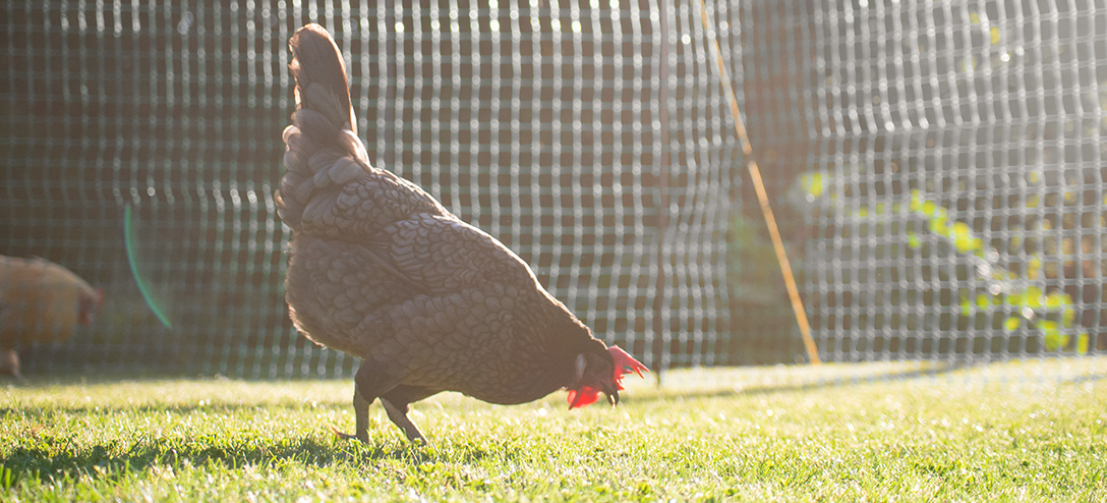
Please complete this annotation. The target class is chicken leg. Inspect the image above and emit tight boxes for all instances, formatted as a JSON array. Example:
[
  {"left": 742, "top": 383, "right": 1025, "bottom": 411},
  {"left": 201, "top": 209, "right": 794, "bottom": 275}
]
[
  {"left": 380, "top": 385, "right": 441, "bottom": 443},
  {"left": 332, "top": 359, "right": 442, "bottom": 443},
  {"left": 332, "top": 359, "right": 400, "bottom": 443}
]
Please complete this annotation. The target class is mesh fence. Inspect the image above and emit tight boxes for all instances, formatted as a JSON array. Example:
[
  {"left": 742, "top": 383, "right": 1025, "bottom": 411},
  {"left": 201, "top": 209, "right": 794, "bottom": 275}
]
[
  {"left": 790, "top": 0, "right": 1107, "bottom": 366},
  {"left": 0, "top": 0, "right": 1104, "bottom": 380},
  {"left": 1, "top": 0, "right": 736, "bottom": 378}
]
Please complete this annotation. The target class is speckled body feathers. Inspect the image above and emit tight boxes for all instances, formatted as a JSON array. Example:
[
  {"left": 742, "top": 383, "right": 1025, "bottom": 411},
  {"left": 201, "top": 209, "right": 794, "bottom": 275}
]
[{"left": 276, "top": 25, "right": 605, "bottom": 409}]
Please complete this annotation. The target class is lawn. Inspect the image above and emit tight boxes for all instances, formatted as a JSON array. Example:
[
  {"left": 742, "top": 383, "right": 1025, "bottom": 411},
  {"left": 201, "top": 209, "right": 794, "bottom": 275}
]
[{"left": 1, "top": 358, "right": 1105, "bottom": 502}]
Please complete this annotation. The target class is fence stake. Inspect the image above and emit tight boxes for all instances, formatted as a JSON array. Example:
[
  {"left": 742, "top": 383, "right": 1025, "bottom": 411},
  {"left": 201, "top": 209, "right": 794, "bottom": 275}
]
[{"left": 696, "top": 0, "right": 821, "bottom": 365}]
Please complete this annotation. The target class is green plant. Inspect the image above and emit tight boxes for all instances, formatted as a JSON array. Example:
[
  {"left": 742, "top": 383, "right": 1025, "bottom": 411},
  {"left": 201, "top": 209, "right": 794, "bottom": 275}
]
[{"left": 796, "top": 171, "right": 1090, "bottom": 354}]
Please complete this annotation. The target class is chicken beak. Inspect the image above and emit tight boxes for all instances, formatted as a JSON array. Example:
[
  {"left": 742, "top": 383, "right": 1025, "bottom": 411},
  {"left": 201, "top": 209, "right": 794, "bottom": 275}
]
[{"left": 604, "top": 386, "right": 619, "bottom": 406}]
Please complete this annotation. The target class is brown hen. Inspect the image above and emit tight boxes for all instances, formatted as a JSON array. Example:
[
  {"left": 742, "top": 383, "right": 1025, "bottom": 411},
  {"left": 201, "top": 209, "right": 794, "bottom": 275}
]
[
  {"left": 0, "top": 255, "right": 104, "bottom": 380},
  {"left": 275, "top": 24, "right": 647, "bottom": 443}
]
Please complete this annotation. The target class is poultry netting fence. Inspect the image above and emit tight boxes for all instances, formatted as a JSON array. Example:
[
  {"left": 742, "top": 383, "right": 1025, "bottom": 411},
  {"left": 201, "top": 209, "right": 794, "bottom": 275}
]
[{"left": 1, "top": 0, "right": 1105, "bottom": 383}]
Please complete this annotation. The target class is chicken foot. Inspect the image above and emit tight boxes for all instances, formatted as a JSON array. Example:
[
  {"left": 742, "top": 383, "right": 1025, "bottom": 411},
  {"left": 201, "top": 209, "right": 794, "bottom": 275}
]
[
  {"left": 330, "top": 390, "right": 373, "bottom": 443},
  {"left": 380, "top": 398, "right": 427, "bottom": 443},
  {"left": 330, "top": 360, "right": 393, "bottom": 443},
  {"left": 380, "top": 385, "right": 440, "bottom": 443}
]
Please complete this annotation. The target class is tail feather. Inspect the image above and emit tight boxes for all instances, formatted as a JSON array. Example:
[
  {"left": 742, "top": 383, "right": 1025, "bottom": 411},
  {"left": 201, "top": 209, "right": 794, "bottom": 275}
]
[
  {"left": 291, "top": 109, "right": 341, "bottom": 146},
  {"left": 288, "top": 24, "right": 355, "bottom": 134},
  {"left": 278, "top": 24, "right": 369, "bottom": 232}
]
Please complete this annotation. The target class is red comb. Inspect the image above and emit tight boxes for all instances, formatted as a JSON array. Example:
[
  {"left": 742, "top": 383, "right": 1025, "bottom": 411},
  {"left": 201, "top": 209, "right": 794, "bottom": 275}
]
[{"left": 608, "top": 345, "right": 649, "bottom": 387}]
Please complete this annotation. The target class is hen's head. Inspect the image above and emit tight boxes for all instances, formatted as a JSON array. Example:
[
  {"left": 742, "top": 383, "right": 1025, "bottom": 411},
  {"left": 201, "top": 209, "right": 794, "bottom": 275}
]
[{"left": 567, "top": 344, "right": 649, "bottom": 409}]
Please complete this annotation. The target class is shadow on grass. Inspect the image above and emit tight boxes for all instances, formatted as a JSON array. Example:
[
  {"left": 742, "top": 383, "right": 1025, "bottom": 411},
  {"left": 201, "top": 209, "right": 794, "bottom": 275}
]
[
  {"left": 629, "top": 360, "right": 979, "bottom": 404},
  {"left": 0, "top": 374, "right": 348, "bottom": 388},
  {"left": 3, "top": 361, "right": 984, "bottom": 415},
  {"left": 0, "top": 402, "right": 349, "bottom": 417},
  {"left": 735, "top": 360, "right": 977, "bottom": 395},
  {"left": 1065, "top": 374, "right": 1107, "bottom": 384},
  {"left": 0, "top": 432, "right": 506, "bottom": 486}
]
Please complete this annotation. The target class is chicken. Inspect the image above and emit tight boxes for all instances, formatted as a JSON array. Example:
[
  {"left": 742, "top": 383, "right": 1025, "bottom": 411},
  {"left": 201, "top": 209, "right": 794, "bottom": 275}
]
[
  {"left": 276, "top": 24, "right": 648, "bottom": 443},
  {"left": 0, "top": 255, "right": 104, "bottom": 380}
]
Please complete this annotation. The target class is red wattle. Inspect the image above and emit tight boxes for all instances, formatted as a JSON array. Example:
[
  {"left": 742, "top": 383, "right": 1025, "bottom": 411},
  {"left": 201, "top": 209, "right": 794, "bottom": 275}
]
[{"left": 567, "top": 387, "right": 601, "bottom": 409}]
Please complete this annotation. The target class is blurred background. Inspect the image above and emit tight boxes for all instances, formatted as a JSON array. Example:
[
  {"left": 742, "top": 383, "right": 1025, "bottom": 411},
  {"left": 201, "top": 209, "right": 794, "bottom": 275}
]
[{"left": 1, "top": 0, "right": 1103, "bottom": 378}]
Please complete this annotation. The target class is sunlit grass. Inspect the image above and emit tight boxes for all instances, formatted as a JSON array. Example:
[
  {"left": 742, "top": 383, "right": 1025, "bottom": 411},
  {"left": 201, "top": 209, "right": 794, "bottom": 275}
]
[{"left": 1, "top": 359, "right": 1105, "bottom": 501}]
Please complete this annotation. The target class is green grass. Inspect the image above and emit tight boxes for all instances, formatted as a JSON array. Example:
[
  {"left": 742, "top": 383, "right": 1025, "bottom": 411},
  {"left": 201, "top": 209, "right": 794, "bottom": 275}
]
[{"left": 1, "top": 359, "right": 1105, "bottom": 502}]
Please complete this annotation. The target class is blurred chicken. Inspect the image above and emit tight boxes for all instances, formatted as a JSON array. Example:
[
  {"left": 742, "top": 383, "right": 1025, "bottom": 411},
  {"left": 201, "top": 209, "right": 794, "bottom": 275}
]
[
  {"left": 276, "top": 24, "right": 647, "bottom": 443},
  {"left": 0, "top": 255, "right": 104, "bottom": 380}
]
